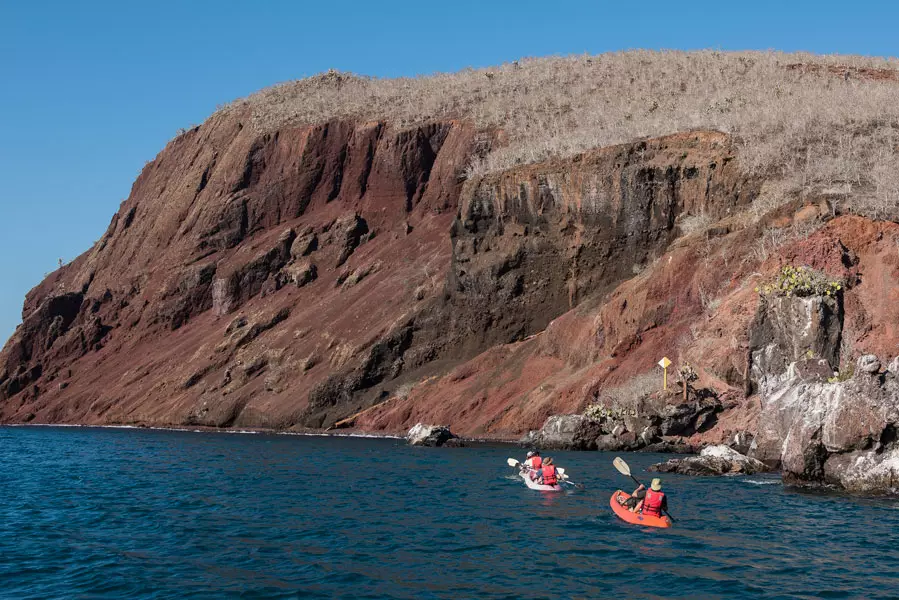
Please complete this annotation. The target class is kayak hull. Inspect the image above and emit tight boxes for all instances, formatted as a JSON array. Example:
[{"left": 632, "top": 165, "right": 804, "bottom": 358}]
[
  {"left": 610, "top": 490, "right": 672, "bottom": 528},
  {"left": 520, "top": 470, "right": 563, "bottom": 492}
]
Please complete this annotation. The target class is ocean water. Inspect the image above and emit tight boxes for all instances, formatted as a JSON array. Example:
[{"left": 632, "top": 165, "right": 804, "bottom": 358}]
[{"left": 1, "top": 427, "right": 898, "bottom": 599}]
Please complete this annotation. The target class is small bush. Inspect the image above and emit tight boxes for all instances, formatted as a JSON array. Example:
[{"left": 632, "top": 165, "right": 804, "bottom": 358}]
[
  {"left": 755, "top": 265, "right": 842, "bottom": 298},
  {"left": 828, "top": 361, "right": 855, "bottom": 383},
  {"left": 678, "top": 213, "right": 712, "bottom": 236},
  {"left": 676, "top": 364, "right": 699, "bottom": 384}
]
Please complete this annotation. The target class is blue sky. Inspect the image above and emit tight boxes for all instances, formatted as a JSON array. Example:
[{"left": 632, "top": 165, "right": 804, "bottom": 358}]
[{"left": 1, "top": 0, "right": 897, "bottom": 344}]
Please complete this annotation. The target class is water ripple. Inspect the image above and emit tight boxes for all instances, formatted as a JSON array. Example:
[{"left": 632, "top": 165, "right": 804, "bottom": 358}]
[{"left": 1, "top": 426, "right": 898, "bottom": 598}]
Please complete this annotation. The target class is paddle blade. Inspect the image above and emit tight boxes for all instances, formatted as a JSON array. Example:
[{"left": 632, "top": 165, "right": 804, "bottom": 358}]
[
  {"left": 613, "top": 456, "right": 631, "bottom": 477},
  {"left": 507, "top": 458, "right": 520, "bottom": 467},
  {"left": 557, "top": 467, "right": 566, "bottom": 476}
]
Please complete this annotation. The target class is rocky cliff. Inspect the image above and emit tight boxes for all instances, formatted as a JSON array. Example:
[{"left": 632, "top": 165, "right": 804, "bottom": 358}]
[
  {"left": 3, "top": 77, "right": 899, "bottom": 494},
  {"left": 0, "top": 115, "right": 754, "bottom": 432}
]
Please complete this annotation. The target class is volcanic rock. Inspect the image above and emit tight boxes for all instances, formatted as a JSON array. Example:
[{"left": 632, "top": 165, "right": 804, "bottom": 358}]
[
  {"left": 754, "top": 354, "right": 899, "bottom": 493},
  {"left": 533, "top": 414, "right": 603, "bottom": 450},
  {"left": 748, "top": 294, "right": 843, "bottom": 394},
  {"left": 406, "top": 423, "right": 456, "bottom": 447},
  {"left": 649, "top": 445, "right": 770, "bottom": 476}
]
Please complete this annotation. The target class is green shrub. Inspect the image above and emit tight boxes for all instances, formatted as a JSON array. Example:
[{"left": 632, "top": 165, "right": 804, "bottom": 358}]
[{"left": 755, "top": 265, "right": 842, "bottom": 298}]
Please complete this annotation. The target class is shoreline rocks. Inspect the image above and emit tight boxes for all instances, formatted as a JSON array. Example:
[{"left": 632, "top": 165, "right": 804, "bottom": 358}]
[
  {"left": 524, "top": 393, "right": 722, "bottom": 452},
  {"left": 406, "top": 423, "right": 456, "bottom": 447},
  {"left": 650, "top": 444, "right": 770, "bottom": 476},
  {"left": 754, "top": 354, "right": 899, "bottom": 494}
]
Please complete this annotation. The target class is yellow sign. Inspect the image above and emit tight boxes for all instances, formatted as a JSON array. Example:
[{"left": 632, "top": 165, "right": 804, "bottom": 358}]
[{"left": 658, "top": 356, "right": 671, "bottom": 390}]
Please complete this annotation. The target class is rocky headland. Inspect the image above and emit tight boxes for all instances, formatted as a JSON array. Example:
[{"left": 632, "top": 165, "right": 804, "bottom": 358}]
[{"left": 3, "top": 51, "right": 899, "bottom": 495}]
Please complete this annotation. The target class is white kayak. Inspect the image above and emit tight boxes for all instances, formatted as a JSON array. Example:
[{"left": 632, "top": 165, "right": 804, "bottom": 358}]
[{"left": 519, "top": 470, "right": 563, "bottom": 492}]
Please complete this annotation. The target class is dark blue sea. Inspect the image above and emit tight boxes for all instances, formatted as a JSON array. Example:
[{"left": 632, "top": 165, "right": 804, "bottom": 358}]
[{"left": 2, "top": 426, "right": 898, "bottom": 599}]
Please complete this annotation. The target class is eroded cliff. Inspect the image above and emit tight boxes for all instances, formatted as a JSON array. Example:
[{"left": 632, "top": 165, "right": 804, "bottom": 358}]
[{"left": 4, "top": 87, "right": 899, "bottom": 495}]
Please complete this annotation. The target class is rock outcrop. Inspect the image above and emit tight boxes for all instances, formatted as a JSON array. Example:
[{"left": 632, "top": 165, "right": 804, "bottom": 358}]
[
  {"left": 754, "top": 355, "right": 899, "bottom": 493},
  {"left": 650, "top": 444, "right": 770, "bottom": 476},
  {"left": 529, "top": 415, "right": 605, "bottom": 450},
  {"left": 526, "top": 392, "right": 722, "bottom": 451},
  {"left": 748, "top": 294, "right": 843, "bottom": 394},
  {"left": 406, "top": 423, "right": 456, "bottom": 447}
]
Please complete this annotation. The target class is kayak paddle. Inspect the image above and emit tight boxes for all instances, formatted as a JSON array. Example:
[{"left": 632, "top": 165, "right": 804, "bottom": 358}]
[
  {"left": 612, "top": 456, "right": 642, "bottom": 487},
  {"left": 507, "top": 458, "right": 521, "bottom": 468},
  {"left": 613, "top": 456, "right": 675, "bottom": 523},
  {"left": 558, "top": 472, "right": 585, "bottom": 490}
]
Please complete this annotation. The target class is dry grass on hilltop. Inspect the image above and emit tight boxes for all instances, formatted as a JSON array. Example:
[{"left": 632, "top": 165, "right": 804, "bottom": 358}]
[{"left": 218, "top": 51, "right": 899, "bottom": 218}]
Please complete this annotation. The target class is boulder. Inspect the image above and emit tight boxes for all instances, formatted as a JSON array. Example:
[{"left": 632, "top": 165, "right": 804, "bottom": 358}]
[
  {"left": 533, "top": 414, "right": 602, "bottom": 450},
  {"left": 858, "top": 354, "right": 881, "bottom": 374},
  {"left": 594, "top": 434, "right": 621, "bottom": 451},
  {"left": 657, "top": 397, "right": 721, "bottom": 436},
  {"left": 285, "top": 261, "right": 317, "bottom": 287},
  {"left": 572, "top": 392, "right": 720, "bottom": 452},
  {"left": 518, "top": 430, "right": 539, "bottom": 448},
  {"left": 335, "top": 214, "right": 369, "bottom": 267},
  {"left": 290, "top": 228, "right": 318, "bottom": 259},
  {"left": 649, "top": 445, "right": 770, "bottom": 476},
  {"left": 641, "top": 440, "right": 698, "bottom": 454},
  {"left": 822, "top": 447, "right": 899, "bottom": 494},
  {"left": 442, "top": 437, "right": 468, "bottom": 448},
  {"left": 406, "top": 423, "right": 456, "bottom": 447}
]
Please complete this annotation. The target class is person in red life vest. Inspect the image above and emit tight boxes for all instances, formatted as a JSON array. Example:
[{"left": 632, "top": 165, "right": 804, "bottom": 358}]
[
  {"left": 524, "top": 450, "right": 543, "bottom": 471},
  {"left": 635, "top": 478, "right": 667, "bottom": 516},
  {"left": 535, "top": 457, "right": 559, "bottom": 486}
]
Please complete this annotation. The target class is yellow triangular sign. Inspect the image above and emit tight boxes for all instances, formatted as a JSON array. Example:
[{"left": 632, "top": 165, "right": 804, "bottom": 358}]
[{"left": 658, "top": 357, "right": 671, "bottom": 369}]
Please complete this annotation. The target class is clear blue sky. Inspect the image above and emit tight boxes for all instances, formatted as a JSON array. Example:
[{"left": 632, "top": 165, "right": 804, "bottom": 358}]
[{"left": 1, "top": 0, "right": 897, "bottom": 344}]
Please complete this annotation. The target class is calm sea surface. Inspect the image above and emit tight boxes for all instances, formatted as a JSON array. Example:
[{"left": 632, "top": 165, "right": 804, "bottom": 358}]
[{"left": 1, "top": 426, "right": 898, "bottom": 599}]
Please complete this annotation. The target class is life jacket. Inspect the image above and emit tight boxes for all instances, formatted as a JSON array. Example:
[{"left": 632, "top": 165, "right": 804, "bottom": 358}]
[
  {"left": 642, "top": 489, "right": 665, "bottom": 517},
  {"left": 541, "top": 465, "right": 557, "bottom": 486},
  {"left": 527, "top": 456, "right": 543, "bottom": 469}
]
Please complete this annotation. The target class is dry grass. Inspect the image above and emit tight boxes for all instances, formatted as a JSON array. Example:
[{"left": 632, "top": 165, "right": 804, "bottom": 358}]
[
  {"left": 216, "top": 50, "right": 899, "bottom": 218},
  {"left": 594, "top": 371, "right": 660, "bottom": 409},
  {"left": 678, "top": 212, "right": 713, "bottom": 237},
  {"left": 751, "top": 218, "right": 823, "bottom": 262}
]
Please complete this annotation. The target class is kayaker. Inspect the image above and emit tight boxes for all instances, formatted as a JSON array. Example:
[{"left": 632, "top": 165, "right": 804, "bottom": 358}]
[
  {"left": 635, "top": 478, "right": 667, "bottom": 517},
  {"left": 536, "top": 457, "right": 558, "bottom": 486},
  {"left": 524, "top": 450, "right": 543, "bottom": 470},
  {"left": 621, "top": 483, "right": 647, "bottom": 512}
]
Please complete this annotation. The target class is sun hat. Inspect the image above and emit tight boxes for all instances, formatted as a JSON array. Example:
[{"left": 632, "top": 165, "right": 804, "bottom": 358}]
[{"left": 650, "top": 478, "right": 662, "bottom": 491}]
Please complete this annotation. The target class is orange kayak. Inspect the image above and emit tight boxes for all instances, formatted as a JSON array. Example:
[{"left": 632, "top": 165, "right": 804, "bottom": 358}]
[{"left": 610, "top": 490, "right": 672, "bottom": 528}]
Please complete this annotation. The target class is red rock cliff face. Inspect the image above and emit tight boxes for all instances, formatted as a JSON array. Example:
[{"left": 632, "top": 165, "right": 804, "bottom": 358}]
[
  {"left": 4, "top": 109, "right": 897, "bottom": 440},
  {"left": 0, "top": 110, "right": 477, "bottom": 427}
]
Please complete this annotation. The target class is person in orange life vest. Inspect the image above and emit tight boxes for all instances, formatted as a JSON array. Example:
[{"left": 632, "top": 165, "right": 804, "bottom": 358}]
[
  {"left": 524, "top": 450, "right": 543, "bottom": 471},
  {"left": 634, "top": 478, "right": 667, "bottom": 516},
  {"left": 535, "top": 457, "right": 559, "bottom": 485}
]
